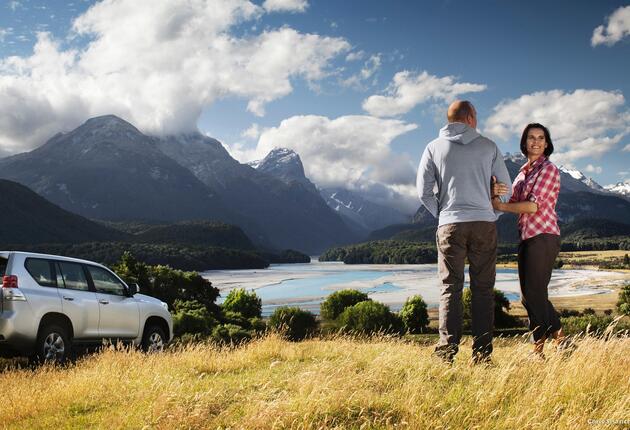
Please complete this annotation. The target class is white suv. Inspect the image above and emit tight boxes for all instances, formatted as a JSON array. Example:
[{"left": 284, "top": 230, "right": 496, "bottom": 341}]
[{"left": 0, "top": 251, "right": 173, "bottom": 362}]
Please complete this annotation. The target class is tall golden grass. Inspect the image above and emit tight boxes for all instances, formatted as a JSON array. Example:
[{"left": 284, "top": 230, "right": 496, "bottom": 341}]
[{"left": 0, "top": 333, "right": 628, "bottom": 429}]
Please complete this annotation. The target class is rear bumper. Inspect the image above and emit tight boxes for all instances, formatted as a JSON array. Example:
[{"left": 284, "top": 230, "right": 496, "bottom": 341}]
[{"left": 0, "top": 307, "right": 37, "bottom": 356}]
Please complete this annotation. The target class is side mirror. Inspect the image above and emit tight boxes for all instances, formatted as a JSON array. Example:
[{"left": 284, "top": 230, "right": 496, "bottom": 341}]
[{"left": 128, "top": 283, "right": 140, "bottom": 296}]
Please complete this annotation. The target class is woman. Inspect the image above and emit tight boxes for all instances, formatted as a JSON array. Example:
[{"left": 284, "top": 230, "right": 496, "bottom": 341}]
[{"left": 492, "top": 123, "right": 566, "bottom": 356}]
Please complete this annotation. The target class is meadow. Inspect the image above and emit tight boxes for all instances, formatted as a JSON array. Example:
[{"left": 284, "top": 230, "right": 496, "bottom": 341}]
[{"left": 1, "top": 333, "right": 628, "bottom": 429}]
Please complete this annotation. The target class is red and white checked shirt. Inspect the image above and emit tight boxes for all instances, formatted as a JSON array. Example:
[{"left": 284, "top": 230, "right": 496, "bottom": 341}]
[{"left": 509, "top": 156, "right": 561, "bottom": 241}]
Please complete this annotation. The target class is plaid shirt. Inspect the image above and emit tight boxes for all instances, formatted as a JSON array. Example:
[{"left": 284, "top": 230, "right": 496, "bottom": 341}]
[{"left": 509, "top": 156, "right": 561, "bottom": 241}]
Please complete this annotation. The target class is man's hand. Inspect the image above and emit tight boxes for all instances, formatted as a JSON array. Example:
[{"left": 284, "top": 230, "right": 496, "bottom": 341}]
[{"left": 491, "top": 175, "right": 509, "bottom": 198}]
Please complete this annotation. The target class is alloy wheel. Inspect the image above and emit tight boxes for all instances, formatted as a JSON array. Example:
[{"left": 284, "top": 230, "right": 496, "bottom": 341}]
[{"left": 43, "top": 332, "right": 65, "bottom": 362}]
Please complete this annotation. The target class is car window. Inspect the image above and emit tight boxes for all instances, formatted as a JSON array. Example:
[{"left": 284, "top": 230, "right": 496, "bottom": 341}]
[
  {"left": 57, "top": 261, "right": 90, "bottom": 291},
  {"left": 25, "top": 258, "right": 56, "bottom": 288},
  {"left": 87, "top": 265, "right": 126, "bottom": 296},
  {"left": 0, "top": 257, "right": 7, "bottom": 276}
]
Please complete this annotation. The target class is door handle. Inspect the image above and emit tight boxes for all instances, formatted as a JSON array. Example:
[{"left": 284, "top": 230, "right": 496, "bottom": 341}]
[
  {"left": 63, "top": 296, "right": 74, "bottom": 301},
  {"left": 99, "top": 299, "right": 109, "bottom": 305}
]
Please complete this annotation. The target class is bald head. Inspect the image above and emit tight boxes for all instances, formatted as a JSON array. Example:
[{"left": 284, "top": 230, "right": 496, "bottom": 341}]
[{"left": 447, "top": 100, "right": 476, "bottom": 127}]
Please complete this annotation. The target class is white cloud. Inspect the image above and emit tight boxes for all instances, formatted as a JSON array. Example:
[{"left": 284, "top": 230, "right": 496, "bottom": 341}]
[
  {"left": 362, "top": 70, "right": 486, "bottom": 117},
  {"left": 222, "top": 140, "right": 260, "bottom": 164},
  {"left": 7, "top": 1, "right": 22, "bottom": 11},
  {"left": 591, "top": 5, "right": 630, "bottom": 47},
  {"left": 340, "top": 54, "right": 381, "bottom": 89},
  {"left": 345, "top": 50, "right": 365, "bottom": 62},
  {"left": 623, "top": 143, "right": 630, "bottom": 152},
  {"left": 0, "top": 0, "right": 349, "bottom": 154},
  {"left": 262, "top": 0, "right": 308, "bottom": 13},
  {"left": 484, "top": 89, "right": 630, "bottom": 164},
  {"left": 585, "top": 164, "right": 603, "bottom": 174},
  {"left": 241, "top": 123, "right": 261, "bottom": 140},
  {"left": 0, "top": 28, "right": 11, "bottom": 42},
  {"left": 254, "top": 114, "right": 418, "bottom": 211}
]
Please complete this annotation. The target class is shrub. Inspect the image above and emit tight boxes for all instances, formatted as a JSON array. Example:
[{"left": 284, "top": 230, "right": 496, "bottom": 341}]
[
  {"left": 172, "top": 299, "right": 217, "bottom": 337},
  {"left": 222, "top": 288, "right": 262, "bottom": 319},
  {"left": 463, "top": 288, "right": 520, "bottom": 329},
  {"left": 399, "top": 295, "right": 429, "bottom": 334},
  {"left": 211, "top": 324, "right": 252, "bottom": 344},
  {"left": 582, "top": 307, "right": 596, "bottom": 315},
  {"left": 222, "top": 310, "right": 251, "bottom": 329},
  {"left": 559, "top": 309, "right": 581, "bottom": 318},
  {"left": 268, "top": 307, "right": 318, "bottom": 341},
  {"left": 560, "top": 315, "right": 615, "bottom": 335},
  {"left": 320, "top": 289, "right": 369, "bottom": 320},
  {"left": 617, "top": 284, "right": 630, "bottom": 316},
  {"left": 338, "top": 301, "right": 401, "bottom": 335},
  {"left": 248, "top": 317, "right": 267, "bottom": 334}
]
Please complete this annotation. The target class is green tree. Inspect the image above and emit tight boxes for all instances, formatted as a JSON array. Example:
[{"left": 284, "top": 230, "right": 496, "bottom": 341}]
[
  {"left": 399, "top": 295, "right": 429, "bottom": 334},
  {"left": 320, "top": 289, "right": 370, "bottom": 320},
  {"left": 211, "top": 324, "right": 252, "bottom": 344},
  {"left": 617, "top": 284, "right": 630, "bottom": 316},
  {"left": 338, "top": 301, "right": 401, "bottom": 335},
  {"left": 112, "top": 252, "right": 221, "bottom": 315},
  {"left": 222, "top": 288, "right": 262, "bottom": 319},
  {"left": 463, "top": 288, "right": 520, "bottom": 329},
  {"left": 269, "top": 307, "right": 318, "bottom": 341},
  {"left": 172, "top": 299, "right": 218, "bottom": 337}
]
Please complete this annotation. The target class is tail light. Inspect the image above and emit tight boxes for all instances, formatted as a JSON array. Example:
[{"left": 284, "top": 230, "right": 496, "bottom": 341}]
[
  {"left": 2, "top": 275, "right": 25, "bottom": 301},
  {"left": 2, "top": 275, "right": 18, "bottom": 288}
]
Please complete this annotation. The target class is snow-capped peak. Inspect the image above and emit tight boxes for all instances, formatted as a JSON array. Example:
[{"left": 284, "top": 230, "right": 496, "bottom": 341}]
[
  {"left": 266, "top": 147, "right": 299, "bottom": 164},
  {"left": 604, "top": 181, "right": 630, "bottom": 197},
  {"left": 247, "top": 159, "right": 261, "bottom": 169},
  {"left": 559, "top": 165, "right": 585, "bottom": 181},
  {"left": 558, "top": 165, "right": 605, "bottom": 191},
  {"left": 504, "top": 152, "right": 526, "bottom": 164}
]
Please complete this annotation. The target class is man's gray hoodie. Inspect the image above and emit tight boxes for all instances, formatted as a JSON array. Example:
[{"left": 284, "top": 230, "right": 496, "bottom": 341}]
[{"left": 416, "top": 123, "right": 511, "bottom": 226}]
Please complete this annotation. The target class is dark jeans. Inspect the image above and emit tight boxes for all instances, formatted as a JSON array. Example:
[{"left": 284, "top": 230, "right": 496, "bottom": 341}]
[
  {"left": 518, "top": 233, "right": 562, "bottom": 341},
  {"left": 436, "top": 222, "right": 497, "bottom": 358}
]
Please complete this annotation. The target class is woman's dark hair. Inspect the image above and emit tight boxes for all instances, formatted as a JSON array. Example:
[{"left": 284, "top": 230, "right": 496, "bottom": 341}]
[{"left": 520, "top": 123, "right": 554, "bottom": 157}]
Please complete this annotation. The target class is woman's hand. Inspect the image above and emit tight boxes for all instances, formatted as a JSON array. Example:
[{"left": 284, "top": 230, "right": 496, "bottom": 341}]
[
  {"left": 491, "top": 176, "right": 509, "bottom": 198},
  {"left": 491, "top": 196, "right": 503, "bottom": 211}
]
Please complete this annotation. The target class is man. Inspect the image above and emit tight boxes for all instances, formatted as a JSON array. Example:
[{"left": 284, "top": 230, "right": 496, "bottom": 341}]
[{"left": 416, "top": 100, "right": 511, "bottom": 363}]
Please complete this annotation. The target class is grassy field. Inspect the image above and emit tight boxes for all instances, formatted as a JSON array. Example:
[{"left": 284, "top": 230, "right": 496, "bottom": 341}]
[{"left": 1, "top": 334, "right": 629, "bottom": 429}]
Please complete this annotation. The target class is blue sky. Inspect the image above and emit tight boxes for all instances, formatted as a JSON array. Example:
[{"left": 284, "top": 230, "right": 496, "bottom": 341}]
[{"left": 0, "top": 0, "right": 629, "bottom": 212}]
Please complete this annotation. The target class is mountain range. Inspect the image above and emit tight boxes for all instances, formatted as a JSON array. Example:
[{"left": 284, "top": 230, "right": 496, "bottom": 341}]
[
  {"left": 0, "top": 116, "right": 355, "bottom": 254},
  {"left": 247, "top": 148, "right": 410, "bottom": 236},
  {"left": 0, "top": 115, "right": 627, "bottom": 254},
  {"left": 0, "top": 179, "right": 127, "bottom": 244},
  {"left": 375, "top": 153, "right": 630, "bottom": 244}
]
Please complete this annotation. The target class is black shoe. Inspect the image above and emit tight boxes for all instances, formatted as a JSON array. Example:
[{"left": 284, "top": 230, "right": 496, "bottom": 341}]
[
  {"left": 555, "top": 336, "right": 577, "bottom": 357},
  {"left": 433, "top": 344, "right": 458, "bottom": 364},
  {"left": 471, "top": 352, "right": 493, "bottom": 367}
]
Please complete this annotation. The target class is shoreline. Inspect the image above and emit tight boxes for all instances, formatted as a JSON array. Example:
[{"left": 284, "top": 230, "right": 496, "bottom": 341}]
[{"left": 205, "top": 261, "right": 629, "bottom": 315}]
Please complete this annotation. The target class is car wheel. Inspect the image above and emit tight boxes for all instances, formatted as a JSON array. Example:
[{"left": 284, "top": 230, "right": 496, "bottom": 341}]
[
  {"left": 142, "top": 325, "right": 166, "bottom": 353},
  {"left": 36, "top": 324, "right": 71, "bottom": 364}
]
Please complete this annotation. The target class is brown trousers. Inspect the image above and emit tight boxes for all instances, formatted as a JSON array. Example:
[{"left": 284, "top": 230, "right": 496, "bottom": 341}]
[
  {"left": 518, "top": 233, "right": 562, "bottom": 341},
  {"left": 436, "top": 222, "right": 497, "bottom": 357}
]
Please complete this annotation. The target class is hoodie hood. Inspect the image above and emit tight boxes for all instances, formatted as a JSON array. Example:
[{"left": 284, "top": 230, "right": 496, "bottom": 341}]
[{"left": 439, "top": 123, "right": 480, "bottom": 145}]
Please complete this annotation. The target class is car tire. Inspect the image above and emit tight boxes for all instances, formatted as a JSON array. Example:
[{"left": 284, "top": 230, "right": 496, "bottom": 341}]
[
  {"left": 142, "top": 325, "right": 166, "bottom": 353},
  {"left": 36, "top": 324, "right": 71, "bottom": 364}
]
